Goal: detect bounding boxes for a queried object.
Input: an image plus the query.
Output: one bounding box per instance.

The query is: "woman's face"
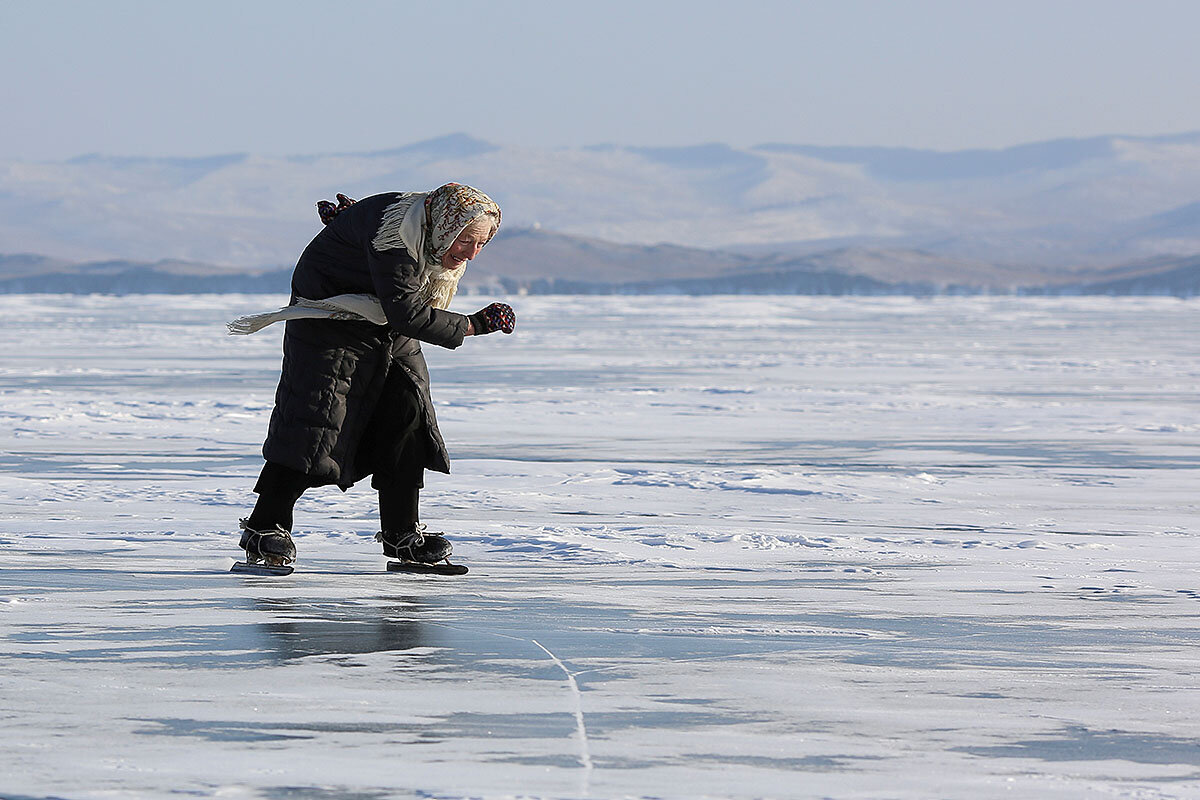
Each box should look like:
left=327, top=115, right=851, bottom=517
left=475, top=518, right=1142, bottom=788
left=441, top=219, right=496, bottom=269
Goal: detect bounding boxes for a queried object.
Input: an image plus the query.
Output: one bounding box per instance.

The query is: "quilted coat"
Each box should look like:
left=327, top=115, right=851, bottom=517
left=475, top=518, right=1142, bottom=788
left=261, top=192, right=473, bottom=489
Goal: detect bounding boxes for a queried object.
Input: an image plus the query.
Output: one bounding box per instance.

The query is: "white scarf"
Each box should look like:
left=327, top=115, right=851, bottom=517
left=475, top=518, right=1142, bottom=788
left=227, top=293, right=387, bottom=335
left=371, top=191, right=465, bottom=310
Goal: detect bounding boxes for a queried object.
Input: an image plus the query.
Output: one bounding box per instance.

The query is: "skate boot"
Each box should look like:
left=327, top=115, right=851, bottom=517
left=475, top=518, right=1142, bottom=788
left=375, top=523, right=451, bottom=564
left=237, top=519, right=297, bottom=566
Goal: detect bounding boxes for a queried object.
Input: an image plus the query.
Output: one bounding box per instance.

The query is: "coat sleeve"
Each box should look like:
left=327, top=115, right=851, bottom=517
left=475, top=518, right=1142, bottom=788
left=367, top=247, right=470, bottom=349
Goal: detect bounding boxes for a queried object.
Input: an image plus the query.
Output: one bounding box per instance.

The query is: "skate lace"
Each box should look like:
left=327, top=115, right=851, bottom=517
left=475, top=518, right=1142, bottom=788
left=375, top=523, right=426, bottom=549
left=239, top=519, right=294, bottom=562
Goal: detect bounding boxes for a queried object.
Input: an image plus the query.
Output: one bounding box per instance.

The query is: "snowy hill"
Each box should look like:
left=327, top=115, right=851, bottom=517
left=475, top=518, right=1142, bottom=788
left=3, top=132, right=1200, bottom=281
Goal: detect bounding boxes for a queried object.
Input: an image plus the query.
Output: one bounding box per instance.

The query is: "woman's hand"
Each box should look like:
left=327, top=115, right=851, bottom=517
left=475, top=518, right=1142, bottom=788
left=468, top=302, right=516, bottom=335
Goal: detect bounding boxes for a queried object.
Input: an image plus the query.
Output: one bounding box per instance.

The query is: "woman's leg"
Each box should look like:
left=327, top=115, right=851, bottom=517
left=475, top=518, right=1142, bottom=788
left=365, top=369, right=428, bottom=533
left=377, top=482, right=420, bottom=532
left=247, top=461, right=311, bottom=532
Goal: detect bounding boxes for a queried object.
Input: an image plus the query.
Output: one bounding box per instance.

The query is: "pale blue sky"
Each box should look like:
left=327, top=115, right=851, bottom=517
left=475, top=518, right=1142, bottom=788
left=2, top=0, right=1198, bottom=160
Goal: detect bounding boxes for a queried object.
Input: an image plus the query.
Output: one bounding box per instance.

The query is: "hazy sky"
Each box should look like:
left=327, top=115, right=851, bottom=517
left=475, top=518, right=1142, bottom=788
left=2, top=0, right=1198, bottom=160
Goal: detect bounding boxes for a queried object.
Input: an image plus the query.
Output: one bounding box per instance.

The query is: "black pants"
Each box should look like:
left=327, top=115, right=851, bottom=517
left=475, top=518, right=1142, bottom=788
left=246, top=461, right=420, bottom=533
left=248, top=372, right=429, bottom=533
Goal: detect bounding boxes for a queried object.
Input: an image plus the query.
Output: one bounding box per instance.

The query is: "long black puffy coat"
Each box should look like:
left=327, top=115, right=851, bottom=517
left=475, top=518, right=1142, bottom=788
left=261, top=192, right=471, bottom=489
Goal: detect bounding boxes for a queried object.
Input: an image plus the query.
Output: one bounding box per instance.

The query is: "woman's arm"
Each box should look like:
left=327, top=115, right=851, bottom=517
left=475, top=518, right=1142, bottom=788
left=367, top=248, right=471, bottom=348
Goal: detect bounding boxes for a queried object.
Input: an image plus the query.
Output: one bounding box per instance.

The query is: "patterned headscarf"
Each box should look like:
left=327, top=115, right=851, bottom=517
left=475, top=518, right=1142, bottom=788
left=422, top=182, right=502, bottom=266
left=370, top=183, right=501, bottom=309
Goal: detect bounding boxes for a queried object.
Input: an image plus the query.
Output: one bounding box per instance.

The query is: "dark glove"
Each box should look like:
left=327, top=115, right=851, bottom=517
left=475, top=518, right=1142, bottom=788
left=316, top=193, right=357, bottom=225
left=469, top=302, right=516, bottom=335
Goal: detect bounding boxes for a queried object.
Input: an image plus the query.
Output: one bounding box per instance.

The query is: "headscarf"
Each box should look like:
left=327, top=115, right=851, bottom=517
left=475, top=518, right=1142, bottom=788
left=371, top=182, right=501, bottom=309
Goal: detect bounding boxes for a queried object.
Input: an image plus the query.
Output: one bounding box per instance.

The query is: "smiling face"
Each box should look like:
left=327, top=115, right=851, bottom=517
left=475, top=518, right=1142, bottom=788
left=440, top=217, right=497, bottom=270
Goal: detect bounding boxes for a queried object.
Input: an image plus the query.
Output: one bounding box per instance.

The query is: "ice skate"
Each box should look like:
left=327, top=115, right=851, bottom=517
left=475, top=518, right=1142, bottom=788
left=377, top=524, right=468, bottom=575
left=231, top=519, right=297, bottom=575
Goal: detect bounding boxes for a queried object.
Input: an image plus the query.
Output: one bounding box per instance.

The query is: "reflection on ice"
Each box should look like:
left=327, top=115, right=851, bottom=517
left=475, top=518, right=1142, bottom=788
left=249, top=597, right=427, bottom=662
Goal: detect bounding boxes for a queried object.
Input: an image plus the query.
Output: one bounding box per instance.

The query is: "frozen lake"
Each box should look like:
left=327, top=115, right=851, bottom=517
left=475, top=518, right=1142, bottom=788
left=1, top=294, right=1198, bottom=799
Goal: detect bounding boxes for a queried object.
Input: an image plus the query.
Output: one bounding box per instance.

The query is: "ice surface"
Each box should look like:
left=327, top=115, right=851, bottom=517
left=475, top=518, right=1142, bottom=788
left=0, top=294, right=1198, bottom=799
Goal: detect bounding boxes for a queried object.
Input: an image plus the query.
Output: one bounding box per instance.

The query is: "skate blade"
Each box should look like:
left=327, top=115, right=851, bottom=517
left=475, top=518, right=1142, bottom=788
left=231, top=561, right=294, bottom=576
left=387, top=560, right=468, bottom=576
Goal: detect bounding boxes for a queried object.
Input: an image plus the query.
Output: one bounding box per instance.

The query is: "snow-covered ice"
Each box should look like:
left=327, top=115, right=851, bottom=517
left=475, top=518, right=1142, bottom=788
left=0, top=294, right=1198, bottom=799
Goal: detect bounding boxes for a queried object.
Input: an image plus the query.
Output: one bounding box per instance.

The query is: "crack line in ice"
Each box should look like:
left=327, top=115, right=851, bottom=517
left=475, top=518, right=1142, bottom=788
left=428, top=622, right=594, bottom=793
left=531, top=636, right=594, bottom=792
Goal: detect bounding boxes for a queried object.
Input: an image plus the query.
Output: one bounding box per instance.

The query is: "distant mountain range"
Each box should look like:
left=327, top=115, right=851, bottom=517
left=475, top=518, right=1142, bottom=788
left=2, top=131, right=1200, bottom=294
left=3, top=229, right=1198, bottom=296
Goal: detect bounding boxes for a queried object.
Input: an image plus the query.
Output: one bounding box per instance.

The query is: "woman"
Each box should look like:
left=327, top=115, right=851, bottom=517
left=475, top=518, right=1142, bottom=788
left=232, top=183, right=515, bottom=569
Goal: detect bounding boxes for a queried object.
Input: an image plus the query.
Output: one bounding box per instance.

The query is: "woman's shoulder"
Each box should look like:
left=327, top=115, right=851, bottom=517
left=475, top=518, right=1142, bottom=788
left=348, top=192, right=405, bottom=214
left=317, top=192, right=404, bottom=235
left=361, top=191, right=407, bottom=204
